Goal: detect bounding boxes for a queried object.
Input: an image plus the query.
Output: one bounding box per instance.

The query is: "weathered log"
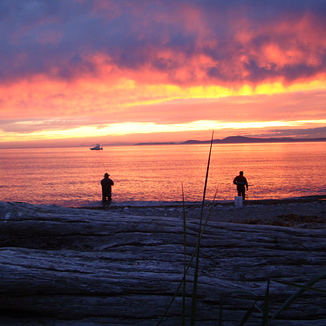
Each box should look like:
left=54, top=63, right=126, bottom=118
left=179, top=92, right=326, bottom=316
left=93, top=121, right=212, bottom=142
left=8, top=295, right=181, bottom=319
left=0, top=201, right=325, bottom=325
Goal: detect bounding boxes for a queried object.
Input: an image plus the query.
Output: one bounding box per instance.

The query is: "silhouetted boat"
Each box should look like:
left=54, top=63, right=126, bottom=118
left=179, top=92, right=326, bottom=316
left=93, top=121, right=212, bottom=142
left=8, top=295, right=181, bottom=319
left=90, top=144, right=103, bottom=150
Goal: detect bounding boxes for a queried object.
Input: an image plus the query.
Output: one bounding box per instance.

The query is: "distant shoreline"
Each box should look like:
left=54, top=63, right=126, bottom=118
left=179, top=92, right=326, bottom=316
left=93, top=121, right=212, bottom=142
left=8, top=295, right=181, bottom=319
left=1, top=136, right=325, bottom=149
left=135, top=136, right=326, bottom=146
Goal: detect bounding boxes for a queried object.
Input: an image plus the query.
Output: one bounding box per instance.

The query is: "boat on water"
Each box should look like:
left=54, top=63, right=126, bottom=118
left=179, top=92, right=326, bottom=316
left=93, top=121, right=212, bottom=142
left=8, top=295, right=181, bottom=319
left=90, top=144, right=103, bottom=150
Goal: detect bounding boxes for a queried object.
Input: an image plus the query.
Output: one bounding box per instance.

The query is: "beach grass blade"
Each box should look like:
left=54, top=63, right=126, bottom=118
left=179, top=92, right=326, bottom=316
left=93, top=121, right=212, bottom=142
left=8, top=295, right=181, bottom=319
left=219, top=290, right=259, bottom=326
left=182, top=182, right=187, bottom=326
left=268, top=270, right=326, bottom=323
left=190, top=130, right=214, bottom=326
left=261, top=280, right=270, bottom=326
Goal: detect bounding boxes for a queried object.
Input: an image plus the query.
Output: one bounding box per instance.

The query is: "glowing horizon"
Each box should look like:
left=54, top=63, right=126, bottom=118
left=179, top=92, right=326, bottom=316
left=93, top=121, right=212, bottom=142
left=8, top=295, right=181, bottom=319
left=2, top=118, right=326, bottom=145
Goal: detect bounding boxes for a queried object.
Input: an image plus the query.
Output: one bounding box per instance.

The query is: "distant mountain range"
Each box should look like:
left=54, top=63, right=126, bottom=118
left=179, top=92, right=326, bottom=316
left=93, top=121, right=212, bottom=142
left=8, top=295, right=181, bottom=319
left=135, top=136, right=326, bottom=146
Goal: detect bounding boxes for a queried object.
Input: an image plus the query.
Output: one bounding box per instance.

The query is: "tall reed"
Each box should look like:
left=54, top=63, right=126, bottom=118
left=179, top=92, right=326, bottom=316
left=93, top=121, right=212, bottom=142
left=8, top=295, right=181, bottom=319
left=190, top=131, right=214, bottom=325
left=157, top=131, right=215, bottom=325
left=182, top=182, right=186, bottom=326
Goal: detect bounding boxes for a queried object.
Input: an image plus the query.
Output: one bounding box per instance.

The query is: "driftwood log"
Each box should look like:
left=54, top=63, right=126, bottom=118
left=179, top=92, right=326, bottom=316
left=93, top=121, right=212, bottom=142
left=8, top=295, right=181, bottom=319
left=0, top=201, right=325, bottom=325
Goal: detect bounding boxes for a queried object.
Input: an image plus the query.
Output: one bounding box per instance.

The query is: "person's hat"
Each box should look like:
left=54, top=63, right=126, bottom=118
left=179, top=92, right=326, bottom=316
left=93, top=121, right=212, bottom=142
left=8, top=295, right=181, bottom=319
left=104, top=173, right=109, bottom=177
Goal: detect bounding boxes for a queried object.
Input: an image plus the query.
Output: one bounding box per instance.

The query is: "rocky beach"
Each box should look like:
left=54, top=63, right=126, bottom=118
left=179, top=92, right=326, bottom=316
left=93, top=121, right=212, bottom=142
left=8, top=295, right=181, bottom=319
left=0, top=196, right=325, bottom=325
left=97, top=196, right=326, bottom=228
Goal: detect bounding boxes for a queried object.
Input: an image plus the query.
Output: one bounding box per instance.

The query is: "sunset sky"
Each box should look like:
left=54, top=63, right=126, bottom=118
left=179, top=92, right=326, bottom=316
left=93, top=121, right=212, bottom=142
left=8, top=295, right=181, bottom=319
left=1, top=0, right=326, bottom=148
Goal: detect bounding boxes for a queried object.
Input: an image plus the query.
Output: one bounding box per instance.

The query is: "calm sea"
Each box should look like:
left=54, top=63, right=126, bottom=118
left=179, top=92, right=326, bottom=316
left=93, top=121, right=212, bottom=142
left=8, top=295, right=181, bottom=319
left=0, top=142, right=325, bottom=207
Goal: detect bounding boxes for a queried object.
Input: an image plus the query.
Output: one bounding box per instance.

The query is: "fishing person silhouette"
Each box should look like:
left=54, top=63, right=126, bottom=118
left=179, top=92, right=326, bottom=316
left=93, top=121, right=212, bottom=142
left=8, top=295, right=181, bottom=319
left=101, top=173, right=114, bottom=204
left=233, top=171, right=249, bottom=200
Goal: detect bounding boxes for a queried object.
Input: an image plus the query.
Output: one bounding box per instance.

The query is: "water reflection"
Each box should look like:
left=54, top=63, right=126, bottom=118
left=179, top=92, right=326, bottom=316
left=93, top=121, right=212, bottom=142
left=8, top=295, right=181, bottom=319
left=0, top=142, right=325, bottom=206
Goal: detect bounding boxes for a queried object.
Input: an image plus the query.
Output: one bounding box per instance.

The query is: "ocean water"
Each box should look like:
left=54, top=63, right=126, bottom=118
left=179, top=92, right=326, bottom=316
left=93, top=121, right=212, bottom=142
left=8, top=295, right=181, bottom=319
left=0, top=142, right=325, bottom=207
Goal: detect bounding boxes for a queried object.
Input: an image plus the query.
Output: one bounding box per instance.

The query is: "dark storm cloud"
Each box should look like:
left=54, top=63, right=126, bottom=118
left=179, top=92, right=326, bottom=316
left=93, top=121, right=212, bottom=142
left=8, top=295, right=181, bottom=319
left=1, top=0, right=326, bottom=84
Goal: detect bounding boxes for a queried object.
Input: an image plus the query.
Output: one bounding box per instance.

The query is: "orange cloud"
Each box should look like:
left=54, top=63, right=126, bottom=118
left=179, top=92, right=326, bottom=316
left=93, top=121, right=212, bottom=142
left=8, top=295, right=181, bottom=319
left=0, top=0, right=326, bottom=148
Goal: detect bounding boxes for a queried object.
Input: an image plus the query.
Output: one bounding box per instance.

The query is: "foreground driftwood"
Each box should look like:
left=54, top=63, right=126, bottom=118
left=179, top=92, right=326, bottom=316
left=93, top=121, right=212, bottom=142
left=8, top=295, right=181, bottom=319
left=0, top=201, right=325, bottom=325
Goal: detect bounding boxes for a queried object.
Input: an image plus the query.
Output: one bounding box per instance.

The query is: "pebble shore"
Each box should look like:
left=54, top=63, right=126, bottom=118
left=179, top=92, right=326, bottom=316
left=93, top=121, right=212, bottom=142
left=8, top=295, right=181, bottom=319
left=83, top=195, right=326, bottom=228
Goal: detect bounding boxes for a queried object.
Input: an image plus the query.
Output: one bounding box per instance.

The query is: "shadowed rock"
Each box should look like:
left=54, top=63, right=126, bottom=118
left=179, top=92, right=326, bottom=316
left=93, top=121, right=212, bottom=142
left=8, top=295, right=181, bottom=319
left=0, top=201, right=325, bottom=325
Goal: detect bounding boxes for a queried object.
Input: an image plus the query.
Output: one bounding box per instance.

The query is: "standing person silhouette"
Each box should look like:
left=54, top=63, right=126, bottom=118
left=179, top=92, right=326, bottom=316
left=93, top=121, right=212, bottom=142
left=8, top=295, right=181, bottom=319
left=101, top=173, right=114, bottom=203
left=233, top=171, right=248, bottom=199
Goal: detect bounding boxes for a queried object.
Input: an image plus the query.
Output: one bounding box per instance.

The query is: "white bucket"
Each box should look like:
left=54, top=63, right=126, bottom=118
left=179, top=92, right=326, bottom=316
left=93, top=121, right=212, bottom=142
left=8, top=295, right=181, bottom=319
left=234, top=196, right=243, bottom=208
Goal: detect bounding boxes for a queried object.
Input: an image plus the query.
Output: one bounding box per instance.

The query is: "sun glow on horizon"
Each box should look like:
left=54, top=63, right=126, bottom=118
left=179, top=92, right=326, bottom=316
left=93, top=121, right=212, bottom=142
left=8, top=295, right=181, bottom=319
left=1, top=74, right=325, bottom=146
left=1, top=119, right=325, bottom=144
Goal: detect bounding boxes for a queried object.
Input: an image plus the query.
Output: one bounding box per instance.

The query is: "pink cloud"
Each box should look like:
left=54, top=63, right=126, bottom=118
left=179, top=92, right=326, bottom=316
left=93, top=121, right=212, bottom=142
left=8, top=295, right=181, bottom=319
left=0, top=0, right=325, bottom=146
